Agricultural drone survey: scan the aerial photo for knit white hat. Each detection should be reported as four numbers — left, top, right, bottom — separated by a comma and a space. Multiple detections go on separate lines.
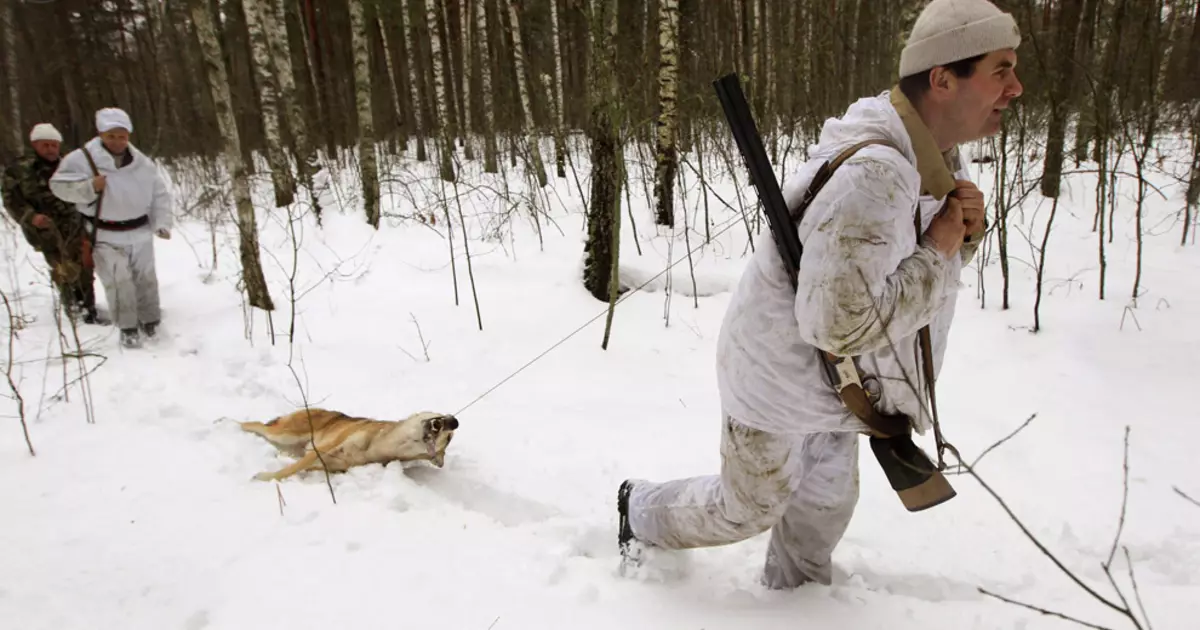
29, 123, 63, 143
95, 107, 133, 133
899, 0, 1021, 78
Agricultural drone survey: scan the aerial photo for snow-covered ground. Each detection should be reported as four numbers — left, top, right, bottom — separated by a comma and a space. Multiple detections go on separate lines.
2, 134, 1198, 630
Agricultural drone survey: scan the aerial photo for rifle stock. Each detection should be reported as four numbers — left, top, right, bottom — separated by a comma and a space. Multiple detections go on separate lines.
711, 72, 955, 513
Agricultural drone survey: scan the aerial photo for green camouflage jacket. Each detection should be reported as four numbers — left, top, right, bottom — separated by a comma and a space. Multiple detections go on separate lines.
2, 153, 89, 254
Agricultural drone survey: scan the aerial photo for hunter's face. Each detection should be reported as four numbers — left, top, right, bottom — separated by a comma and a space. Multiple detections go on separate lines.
949, 49, 1023, 143
31, 140, 60, 161
101, 128, 130, 154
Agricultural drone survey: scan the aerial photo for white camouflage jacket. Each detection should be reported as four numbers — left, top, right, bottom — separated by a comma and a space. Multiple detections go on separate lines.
715, 87, 981, 437
49, 136, 173, 246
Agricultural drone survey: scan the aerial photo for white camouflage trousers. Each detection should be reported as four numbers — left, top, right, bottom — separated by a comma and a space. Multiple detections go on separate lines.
626, 414, 859, 588
93, 239, 161, 330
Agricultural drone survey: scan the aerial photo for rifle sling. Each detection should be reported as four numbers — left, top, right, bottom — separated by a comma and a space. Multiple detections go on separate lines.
80, 147, 105, 243
793, 139, 940, 439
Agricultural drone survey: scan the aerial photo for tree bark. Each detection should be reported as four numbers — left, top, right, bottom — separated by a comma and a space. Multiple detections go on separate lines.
268, 0, 324, 221
348, 0, 381, 227
190, 0, 274, 312
653, 0, 680, 227
475, 0, 498, 172
425, 0, 456, 181
2, 0, 20, 156
583, 0, 622, 303
243, 0, 296, 207
506, 1, 548, 187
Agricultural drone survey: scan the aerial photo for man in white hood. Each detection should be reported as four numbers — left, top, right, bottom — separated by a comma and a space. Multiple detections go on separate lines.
50, 107, 173, 349
616, 0, 1025, 588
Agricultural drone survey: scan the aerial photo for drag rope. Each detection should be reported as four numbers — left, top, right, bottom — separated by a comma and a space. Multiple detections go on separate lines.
452, 210, 752, 416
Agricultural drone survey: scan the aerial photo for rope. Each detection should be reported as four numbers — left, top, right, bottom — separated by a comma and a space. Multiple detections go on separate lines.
452, 210, 752, 416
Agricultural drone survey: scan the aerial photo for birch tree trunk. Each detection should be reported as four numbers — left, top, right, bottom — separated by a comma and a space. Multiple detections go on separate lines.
190, 0, 274, 312
348, 0, 381, 227
582, 0, 622, 303
425, 0, 456, 181
399, 0, 428, 162
653, 0, 680, 228
268, 0, 324, 222
243, 0, 295, 207
2, 0, 20, 155
459, 0, 475, 160
476, 0, 498, 172
506, 1, 548, 187
550, 0, 566, 178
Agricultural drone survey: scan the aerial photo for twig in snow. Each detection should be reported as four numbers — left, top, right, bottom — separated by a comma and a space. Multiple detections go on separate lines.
411, 313, 430, 361
945, 413, 1037, 476
978, 588, 1111, 630
1, 288, 34, 455
1104, 427, 1132, 567
276, 483, 287, 516
1174, 486, 1200, 509
1119, 304, 1142, 331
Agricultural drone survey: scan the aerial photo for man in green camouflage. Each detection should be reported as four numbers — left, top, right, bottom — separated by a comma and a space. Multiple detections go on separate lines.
1, 123, 107, 325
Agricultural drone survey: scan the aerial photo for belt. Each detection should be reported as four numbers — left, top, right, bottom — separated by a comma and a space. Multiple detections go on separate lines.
86, 214, 149, 231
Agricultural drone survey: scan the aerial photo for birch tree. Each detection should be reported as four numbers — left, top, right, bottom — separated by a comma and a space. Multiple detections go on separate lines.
425, 0, 456, 181
348, 0, 381, 227
653, 0, 680, 227
398, 0, 428, 162
268, 0, 324, 222
506, 0, 548, 187
189, 0, 274, 312
459, 0, 475, 160
243, 0, 295, 208
549, 0, 566, 177
475, 0, 498, 172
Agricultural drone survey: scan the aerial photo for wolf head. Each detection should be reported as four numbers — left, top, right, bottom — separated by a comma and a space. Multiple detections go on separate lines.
406, 411, 459, 467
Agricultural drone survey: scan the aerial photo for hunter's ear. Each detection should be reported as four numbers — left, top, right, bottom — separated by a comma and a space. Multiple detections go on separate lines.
929, 66, 955, 95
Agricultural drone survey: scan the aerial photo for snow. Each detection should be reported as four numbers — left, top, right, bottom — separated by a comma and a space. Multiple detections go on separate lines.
2, 136, 1199, 630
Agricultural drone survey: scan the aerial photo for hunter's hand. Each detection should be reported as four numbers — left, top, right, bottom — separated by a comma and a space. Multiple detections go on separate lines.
92, 175, 106, 193
924, 197, 966, 259
955, 179, 986, 240
155, 228, 171, 240
31, 214, 52, 229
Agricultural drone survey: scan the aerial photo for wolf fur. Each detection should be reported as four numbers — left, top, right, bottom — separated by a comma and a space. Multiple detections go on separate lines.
240, 408, 459, 482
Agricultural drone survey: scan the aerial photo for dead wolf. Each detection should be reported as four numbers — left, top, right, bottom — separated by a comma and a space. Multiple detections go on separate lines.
240, 408, 459, 482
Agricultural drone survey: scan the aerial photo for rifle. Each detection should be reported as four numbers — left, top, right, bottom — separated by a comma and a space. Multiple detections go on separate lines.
711, 72, 955, 513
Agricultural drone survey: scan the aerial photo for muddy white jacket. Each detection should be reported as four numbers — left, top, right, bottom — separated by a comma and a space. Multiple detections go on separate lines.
49, 136, 173, 246
715, 87, 980, 437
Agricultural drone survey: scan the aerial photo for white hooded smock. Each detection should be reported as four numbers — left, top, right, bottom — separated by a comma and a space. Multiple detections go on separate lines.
715, 88, 977, 438
49, 136, 173, 246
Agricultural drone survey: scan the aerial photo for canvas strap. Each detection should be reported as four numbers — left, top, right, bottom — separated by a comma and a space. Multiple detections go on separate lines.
80, 147, 104, 243
793, 139, 943, 456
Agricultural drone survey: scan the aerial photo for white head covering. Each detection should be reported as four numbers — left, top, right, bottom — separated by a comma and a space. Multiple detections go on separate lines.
95, 107, 133, 133
899, 0, 1021, 77
29, 123, 63, 143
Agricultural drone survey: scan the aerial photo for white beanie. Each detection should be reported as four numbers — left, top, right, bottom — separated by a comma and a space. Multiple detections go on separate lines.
899, 0, 1021, 78
29, 123, 62, 143
95, 107, 133, 133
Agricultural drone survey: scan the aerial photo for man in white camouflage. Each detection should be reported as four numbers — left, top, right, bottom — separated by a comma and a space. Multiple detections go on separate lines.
50, 107, 173, 349
616, 0, 1025, 589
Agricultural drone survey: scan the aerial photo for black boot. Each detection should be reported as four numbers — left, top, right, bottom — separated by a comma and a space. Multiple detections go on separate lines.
83, 307, 110, 326
141, 320, 158, 339
617, 480, 644, 573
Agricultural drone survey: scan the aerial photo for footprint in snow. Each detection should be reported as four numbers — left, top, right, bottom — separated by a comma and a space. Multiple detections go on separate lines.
404, 466, 562, 527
